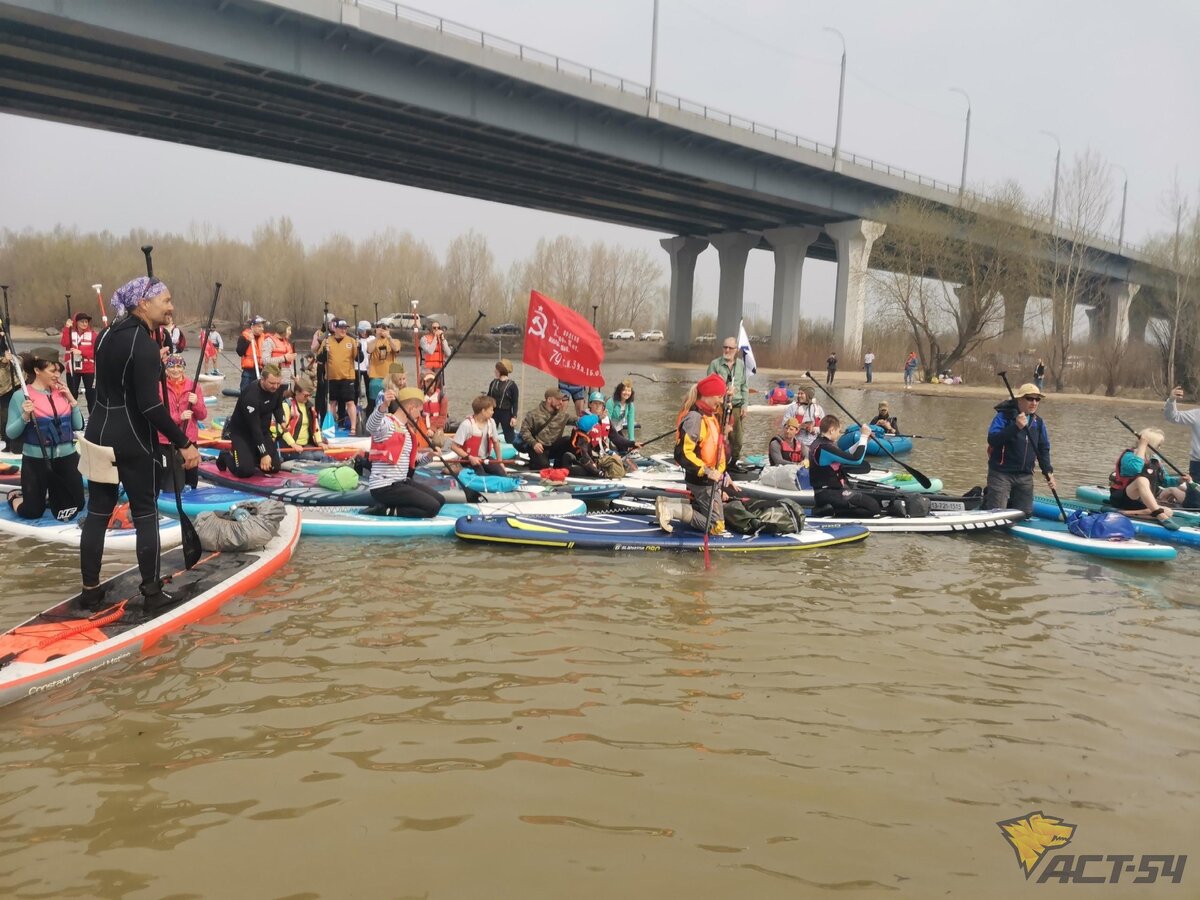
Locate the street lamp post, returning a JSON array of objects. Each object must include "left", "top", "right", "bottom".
[
  {"left": 1112, "top": 164, "right": 1128, "bottom": 253},
  {"left": 823, "top": 28, "right": 846, "bottom": 167},
  {"left": 649, "top": 0, "right": 659, "bottom": 103},
  {"left": 592, "top": 305, "right": 599, "bottom": 330},
  {"left": 949, "top": 87, "right": 971, "bottom": 198},
  {"left": 1040, "top": 130, "right": 1061, "bottom": 236}
]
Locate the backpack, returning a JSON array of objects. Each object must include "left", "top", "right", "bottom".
[
  {"left": 888, "top": 493, "right": 931, "bottom": 518},
  {"left": 725, "top": 498, "right": 806, "bottom": 536},
  {"left": 1066, "top": 510, "right": 1134, "bottom": 541}
]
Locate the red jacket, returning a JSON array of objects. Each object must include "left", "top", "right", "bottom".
[
  {"left": 60, "top": 325, "right": 96, "bottom": 375},
  {"left": 158, "top": 377, "right": 208, "bottom": 445}
]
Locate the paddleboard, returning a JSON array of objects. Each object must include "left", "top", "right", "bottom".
[
  {"left": 1010, "top": 519, "right": 1176, "bottom": 561},
  {"left": 455, "top": 511, "right": 869, "bottom": 552},
  {"left": 197, "top": 373, "right": 225, "bottom": 383},
  {"left": 1032, "top": 496, "right": 1200, "bottom": 548},
  {"left": 197, "top": 462, "right": 373, "bottom": 507},
  {"left": 0, "top": 505, "right": 301, "bottom": 709},
  {"left": 300, "top": 497, "right": 586, "bottom": 537},
  {"left": 1075, "top": 484, "right": 1200, "bottom": 526},
  {"left": 0, "top": 503, "right": 182, "bottom": 551}
]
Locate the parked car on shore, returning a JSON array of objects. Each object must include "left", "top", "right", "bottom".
[
  {"left": 693, "top": 333, "right": 715, "bottom": 344},
  {"left": 639, "top": 329, "right": 664, "bottom": 342},
  {"left": 609, "top": 328, "right": 636, "bottom": 340},
  {"left": 379, "top": 312, "right": 432, "bottom": 332},
  {"left": 489, "top": 323, "right": 521, "bottom": 336}
]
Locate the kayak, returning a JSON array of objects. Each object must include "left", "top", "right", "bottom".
[
  {"left": 301, "top": 497, "right": 587, "bottom": 537},
  {"left": 0, "top": 505, "right": 301, "bottom": 709},
  {"left": 455, "top": 511, "right": 869, "bottom": 552},
  {"left": 0, "top": 502, "right": 183, "bottom": 551},
  {"left": 1010, "top": 519, "right": 1176, "bottom": 561},
  {"left": 837, "top": 425, "right": 914, "bottom": 456},
  {"left": 1031, "top": 496, "right": 1200, "bottom": 548},
  {"left": 1075, "top": 484, "right": 1200, "bottom": 527}
]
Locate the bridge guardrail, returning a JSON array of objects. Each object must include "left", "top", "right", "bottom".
[{"left": 348, "top": 0, "right": 1147, "bottom": 259}]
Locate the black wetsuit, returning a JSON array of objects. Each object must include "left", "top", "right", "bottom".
[
  {"left": 218, "top": 379, "right": 284, "bottom": 477},
  {"left": 80, "top": 313, "right": 192, "bottom": 593}
]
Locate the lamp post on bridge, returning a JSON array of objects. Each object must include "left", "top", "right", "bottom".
[
  {"left": 823, "top": 27, "right": 846, "bottom": 168},
  {"left": 1111, "top": 163, "right": 1128, "bottom": 253},
  {"left": 649, "top": 0, "right": 659, "bottom": 104},
  {"left": 949, "top": 87, "right": 970, "bottom": 200},
  {"left": 592, "top": 305, "right": 599, "bottom": 331},
  {"left": 1040, "top": 130, "right": 1061, "bottom": 237}
]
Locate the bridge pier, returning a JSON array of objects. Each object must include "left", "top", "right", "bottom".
[
  {"left": 1002, "top": 293, "right": 1029, "bottom": 339},
  {"left": 1128, "top": 294, "right": 1152, "bottom": 343},
  {"left": 661, "top": 236, "right": 709, "bottom": 350},
  {"left": 827, "top": 219, "right": 886, "bottom": 360},
  {"left": 1088, "top": 281, "right": 1140, "bottom": 344},
  {"left": 708, "top": 231, "right": 760, "bottom": 344},
  {"left": 763, "top": 226, "right": 821, "bottom": 348}
]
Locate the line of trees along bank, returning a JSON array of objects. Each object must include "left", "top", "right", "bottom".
[{"left": 0, "top": 219, "right": 667, "bottom": 338}]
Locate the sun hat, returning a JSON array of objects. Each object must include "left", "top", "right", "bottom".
[{"left": 1015, "top": 383, "right": 1044, "bottom": 399}]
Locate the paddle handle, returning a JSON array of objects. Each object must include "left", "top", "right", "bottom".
[{"left": 1114, "top": 415, "right": 1185, "bottom": 477}]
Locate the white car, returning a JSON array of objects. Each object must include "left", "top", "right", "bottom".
[
  {"left": 609, "top": 328, "right": 636, "bottom": 340},
  {"left": 639, "top": 329, "right": 664, "bottom": 342}
]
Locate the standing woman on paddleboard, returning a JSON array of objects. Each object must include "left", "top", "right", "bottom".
[
  {"left": 79, "top": 277, "right": 201, "bottom": 612},
  {"left": 4, "top": 348, "right": 85, "bottom": 522},
  {"left": 655, "top": 373, "right": 735, "bottom": 534}
]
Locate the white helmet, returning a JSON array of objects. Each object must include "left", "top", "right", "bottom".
[{"left": 357, "top": 320, "right": 371, "bottom": 332}]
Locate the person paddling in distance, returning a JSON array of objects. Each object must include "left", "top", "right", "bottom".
[
  {"left": 271, "top": 374, "right": 326, "bottom": 456},
  {"left": 1164, "top": 385, "right": 1200, "bottom": 483},
  {"left": 157, "top": 353, "right": 207, "bottom": 492},
  {"left": 79, "top": 276, "right": 201, "bottom": 614},
  {"left": 364, "top": 384, "right": 445, "bottom": 518},
  {"left": 808, "top": 415, "right": 881, "bottom": 517},
  {"left": 451, "top": 395, "right": 508, "bottom": 476},
  {"left": 655, "top": 373, "right": 738, "bottom": 533},
  {"left": 1107, "top": 427, "right": 1189, "bottom": 523},
  {"left": 869, "top": 401, "right": 898, "bottom": 435},
  {"left": 767, "top": 417, "right": 807, "bottom": 466},
  {"left": 486, "top": 358, "right": 520, "bottom": 444},
  {"left": 60, "top": 311, "right": 97, "bottom": 412},
  {"left": 216, "top": 364, "right": 285, "bottom": 478},
  {"left": 4, "top": 348, "right": 85, "bottom": 521},
  {"left": 779, "top": 387, "right": 824, "bottom": 448},
  {"left": 984, "top": 382, "right": 1055, "bottom": 517}
]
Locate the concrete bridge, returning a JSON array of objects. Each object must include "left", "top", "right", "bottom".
[{"left": 0, "top": 0, "right": 1171, "bottom": 352}]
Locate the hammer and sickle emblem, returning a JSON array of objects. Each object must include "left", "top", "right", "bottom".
[{"left": 528, "top": 308, "right": 548, "bottom": 339}]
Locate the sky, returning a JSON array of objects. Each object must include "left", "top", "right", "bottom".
[{"left": 1, "top": 0, "right": 1197, "bottom": 326}]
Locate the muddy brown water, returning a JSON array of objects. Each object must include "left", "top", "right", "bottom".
[{"left": 0, "top": 358, "right": 1195, "bottom": 899}]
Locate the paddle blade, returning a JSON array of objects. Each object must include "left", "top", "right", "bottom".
[
  {"left": 899, "top": 462, "right": 932, "bottom": 490},
  {"left": 321, "top": 410, "right": 335, "bottom": 432},
  {"left": 181, "top": 515, "right": 203, "bottom": 569}
]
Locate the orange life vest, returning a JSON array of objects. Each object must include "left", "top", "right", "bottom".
[{"left": 240, "top": 330, "right": 267, "bottom": 371}]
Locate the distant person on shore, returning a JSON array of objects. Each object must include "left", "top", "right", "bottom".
[
  {"left": 904, "top": 352, "right": 919, "bottom": 389},
  {"left": 1034, "top": 358, "right": 1046, "bottom": 391},
  {"left": 825, "top": 351, "right": 838, "bottom": 385},
  {"left": 983, "top": 382, "right": 1055, "bottom": 517},
  {"left": 1163, "top": 386, "right": 1200, "bottom": 482},
  {"left": 863, "top": 348, "right": 875, "bottom": 384}
]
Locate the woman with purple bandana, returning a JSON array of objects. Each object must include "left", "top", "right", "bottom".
[{"left": 78, "top": 276, "right": 201, "bottom": 614}]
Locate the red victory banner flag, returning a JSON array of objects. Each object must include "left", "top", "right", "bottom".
[{"left": 522, "top": 290, "right": 605, "bottom": 386}]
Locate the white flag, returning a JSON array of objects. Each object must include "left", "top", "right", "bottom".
[{"left": 737, "top": 320, "right": 758, "bottom": 375}]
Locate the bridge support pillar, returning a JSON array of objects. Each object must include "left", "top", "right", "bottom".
[
  {"left": 827, "top": 219, "right": 886, "bottom": 360},
  {"left": 661, "top": 236, "right": 709, "bottom": 351},
  {"left": 763, "top": 226, "right": 822, "bottom": 349},
  {"left": 1099, "top": 280, "right": 1139, "bottom": 344},
  {"left": 708, "top": 231, "right": 760, "bottom": 344},
  {"left": 1128, "top": 294, "right": 1152, "bottom": 343},
  {"left": 1002, "top": 293, "right": 1029, "bottom": 338}
]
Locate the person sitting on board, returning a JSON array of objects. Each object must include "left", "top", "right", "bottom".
[
  {"left": 587, "top": 390, "right": 641, "bottom": 460},
  {"left": 560, "top": 414, "right": 607, "bottom": 479},
  {"left": 216, "top": 364, "right": 285, "bottom": 478},
  {"left": 363, "top": 385, "right": 445, "bottom": 518},
  {"left": 485, "top": 358, "right": 520, "bottom": 445},
  {"left": 767, "top": 417, "right": 807, "bottom": 466},
  {"left": 271, "top": 374, "right": 325, "bottom": 456},
  {"left": 451, "top": 395, "right": 508, "bottom": 477},
  {"left": 808, "top": 414, "right": 882, "bottom": 518},
  {"left": 157, "top": 353, "right": 207, "bottom": 493},
  {"left": 4, "top": 348, "right": 85, "bottom": 522},
  {"left": 605, "top": 380, "right": 637, "bottom": 443},
  {"left": 655, "top": 374, "right": 738, "bottom": 533},
  {"left": 984, "top": 381, "right": 1055, "bottom": 518},
  {"left": 779, "top": 387, "right": 824, "bottom": 449},
  {"left": 765, "top": 380, "right": 792, "bottom": 405},
  {"left": 1107, "top": 427, "right": 1189, "bottom": 524},
  {"left": 868, "top": 401, "right": 898, "bottom": 435},
  {"left": 519, "top": 387, "right": 577, "bottom": 469}
]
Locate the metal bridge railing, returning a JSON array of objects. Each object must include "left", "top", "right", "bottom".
[{"left": 347, "top": 0, "right": 1146, "bottom": 258}]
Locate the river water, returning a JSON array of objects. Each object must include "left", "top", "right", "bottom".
[{"left": 0, "top": 358, "right": 1195, "bottom": 898}]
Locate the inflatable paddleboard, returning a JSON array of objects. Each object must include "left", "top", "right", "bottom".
[
  {"left": 1032, "top": 496, "right": 1200, "bottom": 548},
  {"left": 300, "top": 497, "right": 586, "bottom": 537},
  {"left": 0, "top": 505, "right": 301, "bottom": 708},
  {"left": 0, "top": 503, "right": 182, "bottom": 551},
  {"left": 1074, "top": 484, "right": 1200, "bottom": 527},
  {"left": 1010, "top": 519, "right": 1176, "bottom": 561},
  {"left": 455, "top": 511, "right": 869, "bottom": 552},
  {"left": 197, "top": 462, "right": 373, "bottom": 507}
]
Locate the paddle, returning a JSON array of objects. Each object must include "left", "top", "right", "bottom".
[
  {"left": 1114, "top": 415, "right": 1186, "bottom": 476},
  {"left": 996, "top": 370, "right": 1066, "bottom": 523},
  {"left": 634, "top": 427, "right": 678, "bottom": 449},
  {"left": 319, "top": 300, "right": 335, "bottom": 432},
  {"left": 142, "top": 245, "right": 203, "bottom": 568},
  {"left": 429, "top": 310, "right": 485, "bottom": 392},
  {"left": 893, "top": 433, "right": 944, "bottom": 442},
  {"left": 91, "top": 283, "right": 108, "bottom": 328},
  {"left": 64, "top": 293, "right": 71, "bottom": 322},
  {"left": 626, "top": 371, "right": 659, "bottom": 382},
  {"left": 804, "top": 372, "right": 932, "bottom": 489}
]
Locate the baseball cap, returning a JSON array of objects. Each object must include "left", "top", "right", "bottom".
[
  {"left": 251, "top": 315, "right": 267, "bottom": 325},
  {"left": 333, "top": 318, "right": 348, "bottom": 328}
]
